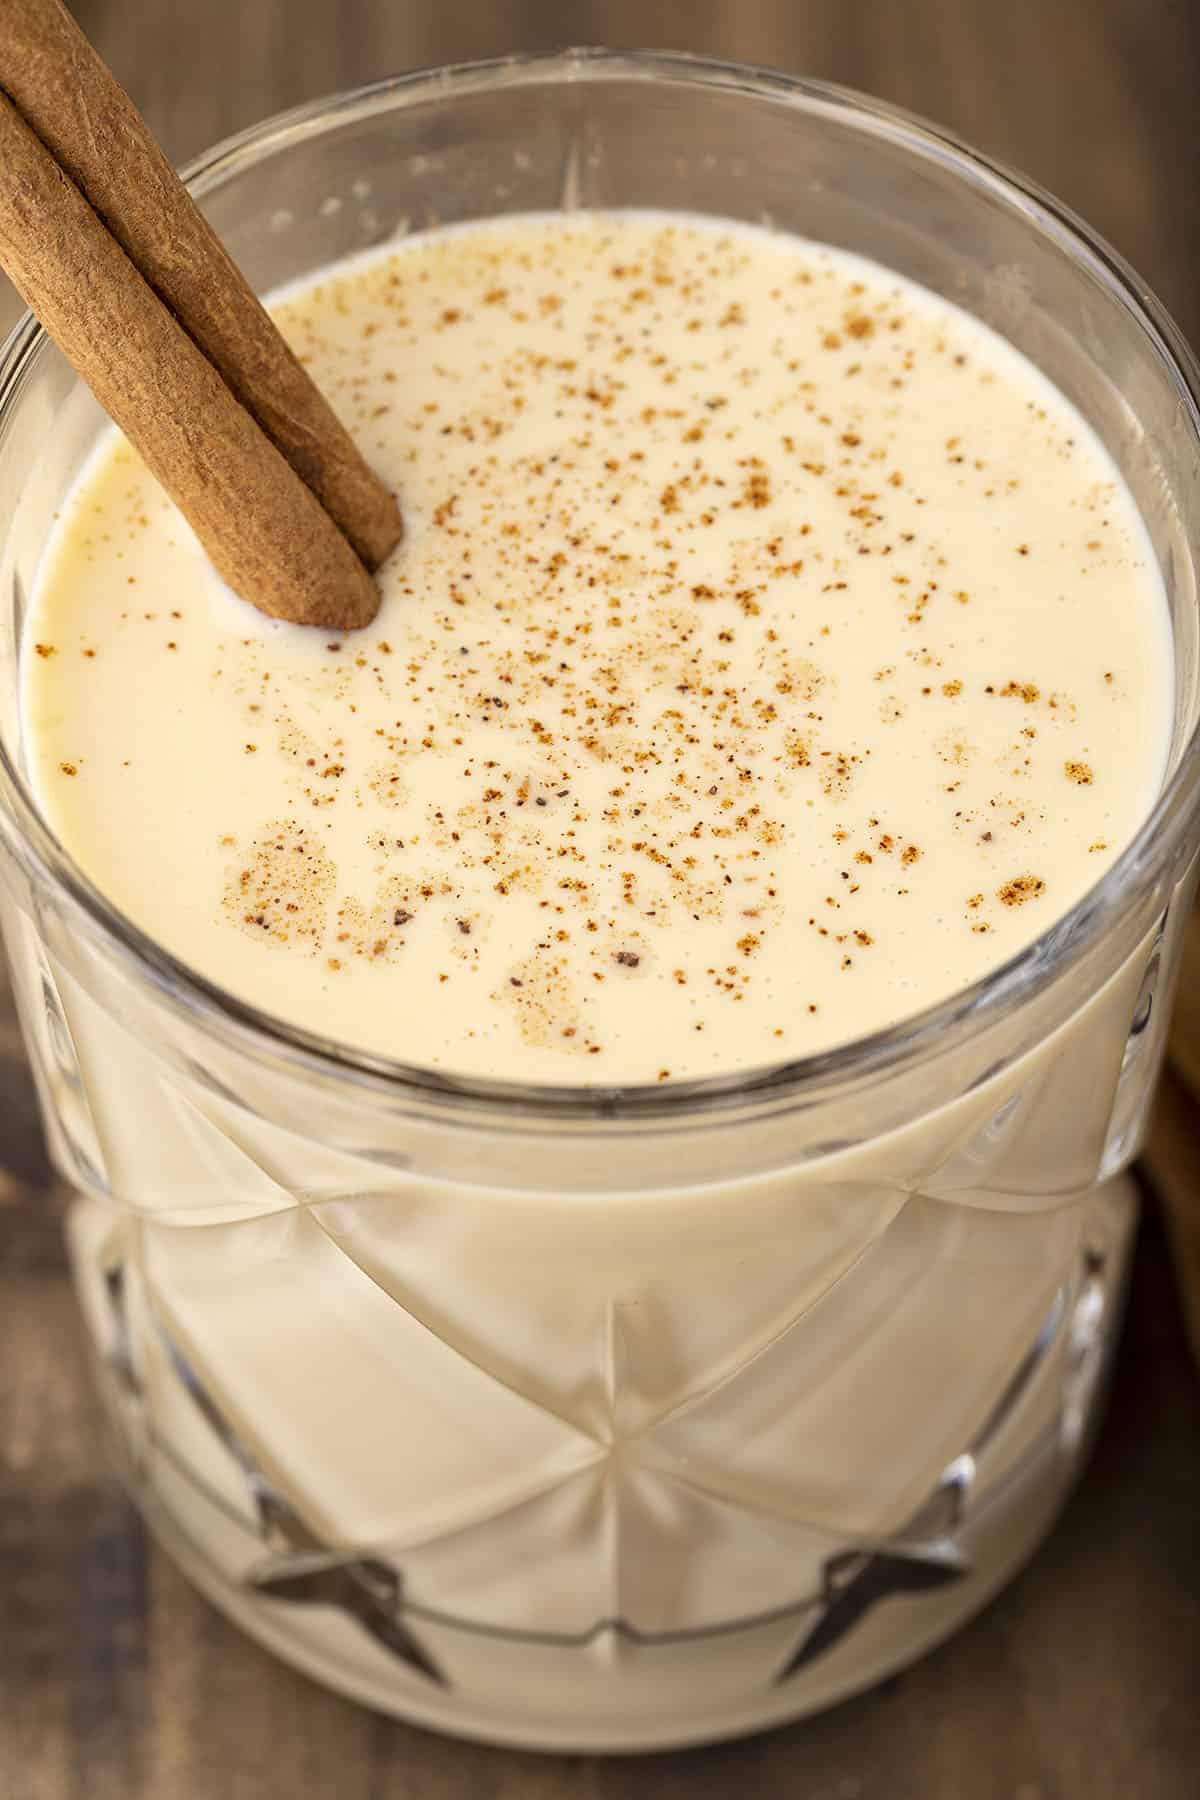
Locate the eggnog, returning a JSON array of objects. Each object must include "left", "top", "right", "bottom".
[
  {"left": 23, "top": 214, "right": 1170, "bottom": 1080},
  {"left": 9, "top": 210, "right": 1177, "bottom": 1749}
]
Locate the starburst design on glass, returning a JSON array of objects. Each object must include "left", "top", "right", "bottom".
[{"left": 85, "top": 1186, "right": 1085, "bottom": 1691}]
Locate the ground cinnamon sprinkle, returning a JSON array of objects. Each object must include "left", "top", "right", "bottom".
[
  {"left": 25, "top": 213, "right": 1165, "bottom": 1080},
  {"left": 998, "top": 875, "right": 1046, "bottom": 907}
]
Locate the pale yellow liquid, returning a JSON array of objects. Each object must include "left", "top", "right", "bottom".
[
  {"left": 29, "top": 215, "right": 1163, "bottom": 1740},
  {"left": 23, "top": 214, "right": 1171, "bottom": 1081}
]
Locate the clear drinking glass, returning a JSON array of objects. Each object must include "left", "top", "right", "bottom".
[{"left": 1, "top": 50, "right": 1198, "bottom": 1753}]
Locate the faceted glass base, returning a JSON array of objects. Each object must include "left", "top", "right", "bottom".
[{"left": 70, "top": 1176, "right": 1137, "bottom": 1754}]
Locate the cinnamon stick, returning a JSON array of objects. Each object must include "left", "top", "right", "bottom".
[
  {"left": 0, "top": 91, "right": 380, "bottom": 630},
  {"left": 1, "top": 0, "right": 402, "bottom": 575}
]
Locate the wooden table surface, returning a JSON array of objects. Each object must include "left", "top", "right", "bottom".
[{"left": 3, "top": 3, "right": 1200, "bottom": 1796}]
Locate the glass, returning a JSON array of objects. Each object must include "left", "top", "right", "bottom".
[{"left": 1, "top": 50, "right": 1199, "bottom": 1753}]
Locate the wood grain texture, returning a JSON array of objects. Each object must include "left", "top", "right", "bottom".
[
  {"left": 1147, "top": 910, "right": 1200, "bottom": 1370},
  {"left": 1146, "top": 1072, "right": 1200, "bottom": 1371},
  {"left": 3, "top": 3, "right": 1200, "bottom": 1797}
]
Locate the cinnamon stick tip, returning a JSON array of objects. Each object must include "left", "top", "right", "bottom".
[
  {"left": 360, "top": 489, "right": 405, "bottom": 573},
  {"left": 305, "top": 564, "right": 381, "bottom": 632}
]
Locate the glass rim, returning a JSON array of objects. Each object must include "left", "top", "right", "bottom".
[{"left": 2, "top": 45, "right": 1199, "bottom": 1125}]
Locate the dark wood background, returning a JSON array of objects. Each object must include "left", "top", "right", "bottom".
[{"left": 3, "top": 3, "right": 1200, "bottom": 1796}]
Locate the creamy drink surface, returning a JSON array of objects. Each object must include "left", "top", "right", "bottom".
[{"left": 23, "top": 213, "right": 1171, "bottom": 1082}]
